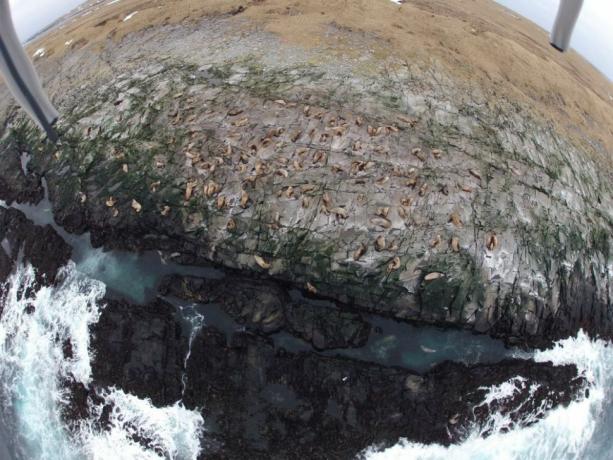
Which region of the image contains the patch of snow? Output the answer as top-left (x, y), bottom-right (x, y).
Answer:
top-left (32, 48), bottom-right (45, 58)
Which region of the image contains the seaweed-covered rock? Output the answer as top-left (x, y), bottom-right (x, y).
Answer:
top-left (2, 1), bottom-right (612, 347)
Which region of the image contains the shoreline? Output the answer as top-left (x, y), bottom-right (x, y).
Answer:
top-left (0, 0), bottom-right (611, 457)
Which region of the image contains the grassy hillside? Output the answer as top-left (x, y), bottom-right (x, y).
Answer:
top-left (23, 0), bottom-right (613, 163)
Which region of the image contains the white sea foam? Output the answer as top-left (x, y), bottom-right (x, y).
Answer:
top-left (476, 376), bottom-right (528, 406)
top-left (80, 389), bottom-right (204, 460)
top-left (0, 264), bottom-right (204, 460)
top-left (363, 331), bottom-right (612, 460)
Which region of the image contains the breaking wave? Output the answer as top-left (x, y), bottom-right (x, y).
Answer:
top-left (363, 331), bottom-right (612, 460)
top-left (0, 263), bottom-right (204, 460)
top-left (1, 261), bottom-right (611, 460)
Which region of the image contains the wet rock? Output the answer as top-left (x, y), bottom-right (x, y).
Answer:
top-left (182, 326), bottom-right (586, 459)
top-left (0, 131), bottom-right (45, 206)
top-left (58, 288), bottom-right (585, 460)
top-left (0, 207), bottom-right (71, 285)
top-left (90, 296), bottom-right (186, 406)
top-left (60, 380), bottom-right (111, 434)
top-left (159, 274), bottom-right (371, 350)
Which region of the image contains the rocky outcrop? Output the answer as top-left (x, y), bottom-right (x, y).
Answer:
top-left (185, 325), bottom-right (585, 459)
top-left (90, 297), bottom-right (187, 406)
top-left (7, 46), bottom-right (608, 347)
top-left (80, 290), bottom-right (586, 460)
top-left (0, 158), bottom-right (591, 459)
top-left (0, 129), bottom-right (44, 206)
top-left (0, 203), bottom-right (575, 458)
top-left (175, 327), bottom-right (584, 458)
top-left (0, 207), bottom-right (71, 285)
top-left (1, 3), bottom-right (611, 346)
top-left (160, 274), bottom-right (371, 350)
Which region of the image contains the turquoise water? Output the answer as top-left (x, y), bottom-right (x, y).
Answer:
top-left (6, 179), bottom-right (221, 304)
top-left (328, 315), bottom-right (519, 372)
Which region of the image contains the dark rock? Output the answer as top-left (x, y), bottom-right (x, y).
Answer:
top-left (284, 301), bottom-right (370, 350)
top-left (0, 133), bottom-right (44, 206)
top-left (89, 296), bottom-right (186, 407)
top-left (160, 274), bottom-right (371, 350)
top-left (0, 207), bottom-right (71, 285)
top-left (60, 379), bottom-right (111, 434)
top-left (65, 285), bottom-right (585, 460)
top-left (182, 326), bottom-right (585, 459)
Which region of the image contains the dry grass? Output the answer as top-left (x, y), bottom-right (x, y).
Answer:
top-left (26, 0), bottom-right (613, 160)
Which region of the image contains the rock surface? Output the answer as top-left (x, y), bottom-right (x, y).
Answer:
top-left (1, 1), bottom-right (612, 347)
top-left (0, 207), bottom-right (71, 285)
top-left (0, 1), bottom-right (610, 457)
top-left (184, 324), bottom-right (587, 459)
top-left (5, 50), bottom-right (609, 347)
top-left (90, 296), bottom-right (187, 406)
top-left (0, 192), bottom-right (591, 458)
top-left (160, 273), bottom-right (371, 350)
top-left (82, 288), bottom-right (590, 460)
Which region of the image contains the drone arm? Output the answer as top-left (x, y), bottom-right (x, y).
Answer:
top-left (550, 0), bottom-right (584, 52)
top-left (0, 0), bottom-right (59, 141)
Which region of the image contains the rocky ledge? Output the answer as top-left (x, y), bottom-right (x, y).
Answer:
top-left (87, 289), bottom-right (587, 459)
top-left (0, 207), bottom-right (70, 286)
top-left (2, 25), bottom-right (611, 346)
top-left (0, 3), bottom-right (611, 458)
top-left (83, 284), bottom-right (588, 460)
top-left (0, 207), bottom-right (588, 459)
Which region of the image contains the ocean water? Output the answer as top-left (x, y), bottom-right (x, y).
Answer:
top-left (363, 331), bottom-right (613, 460)
top-left (0, 261), bottom-right (611, 459)
top-left (0, 263), bottom-right (204, 460)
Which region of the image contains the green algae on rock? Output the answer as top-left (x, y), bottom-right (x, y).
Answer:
top-left (1, 14), bottom-right (611, 348)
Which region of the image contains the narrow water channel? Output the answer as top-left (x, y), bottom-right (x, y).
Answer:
top-left (3, 174), bottom-right (518, 372)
